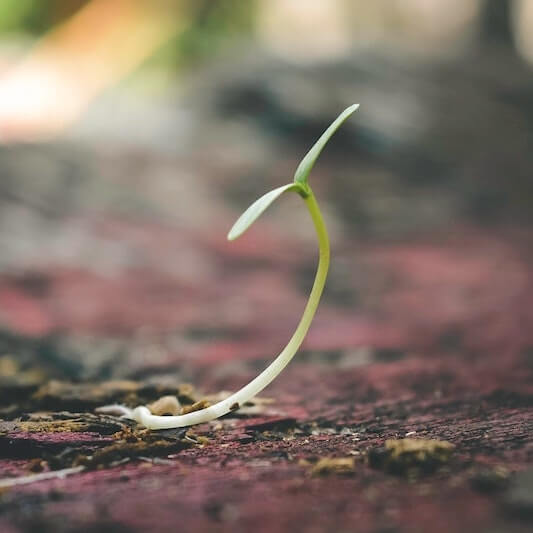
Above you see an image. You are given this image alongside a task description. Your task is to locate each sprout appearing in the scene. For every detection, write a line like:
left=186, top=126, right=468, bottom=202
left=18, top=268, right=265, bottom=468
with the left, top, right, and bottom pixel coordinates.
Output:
left=102, top=104, right=359, bottom=429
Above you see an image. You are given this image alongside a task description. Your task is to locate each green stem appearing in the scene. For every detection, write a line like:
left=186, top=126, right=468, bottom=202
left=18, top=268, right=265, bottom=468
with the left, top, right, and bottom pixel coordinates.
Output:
left=129, top=186, right=329, bottom=429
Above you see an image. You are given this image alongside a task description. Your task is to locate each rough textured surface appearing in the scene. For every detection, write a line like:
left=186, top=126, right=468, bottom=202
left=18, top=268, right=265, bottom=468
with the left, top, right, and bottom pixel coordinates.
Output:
left=1, top=215, right=531, bottom=532
left=0, top=54, right=532, bottom=529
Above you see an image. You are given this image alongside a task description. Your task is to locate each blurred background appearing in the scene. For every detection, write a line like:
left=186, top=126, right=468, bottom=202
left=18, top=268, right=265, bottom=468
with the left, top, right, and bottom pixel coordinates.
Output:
left=0, top=0, right=532, bottom=388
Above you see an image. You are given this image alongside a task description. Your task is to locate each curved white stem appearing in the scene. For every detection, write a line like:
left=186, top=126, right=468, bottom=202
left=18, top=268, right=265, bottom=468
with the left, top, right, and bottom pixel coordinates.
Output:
left=121, top=189, right=329, bottom=429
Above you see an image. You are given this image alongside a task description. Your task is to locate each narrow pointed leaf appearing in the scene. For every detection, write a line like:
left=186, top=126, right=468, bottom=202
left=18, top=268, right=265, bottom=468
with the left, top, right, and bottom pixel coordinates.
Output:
left=294, top=103, right=359, bottom=187
left=227, top=183, right=299, bottom=241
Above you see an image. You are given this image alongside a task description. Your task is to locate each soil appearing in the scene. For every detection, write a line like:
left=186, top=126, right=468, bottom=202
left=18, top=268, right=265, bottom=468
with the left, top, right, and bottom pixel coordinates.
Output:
left=1, top=51, right=532, bottom=529
left=0, top=216, right=531, bottom=532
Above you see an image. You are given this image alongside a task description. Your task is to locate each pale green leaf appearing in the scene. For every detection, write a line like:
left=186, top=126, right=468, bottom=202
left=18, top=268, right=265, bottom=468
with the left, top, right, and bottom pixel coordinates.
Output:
left=227, top=183, right=299, bottom=241
left=293, top=103, right=359, bottom=187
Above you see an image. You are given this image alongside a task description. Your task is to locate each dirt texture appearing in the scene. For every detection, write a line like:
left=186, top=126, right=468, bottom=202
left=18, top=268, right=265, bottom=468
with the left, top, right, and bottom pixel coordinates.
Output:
left=1, top=46, right=533, bottom=529
left=0, top=207, right=531, bottom=532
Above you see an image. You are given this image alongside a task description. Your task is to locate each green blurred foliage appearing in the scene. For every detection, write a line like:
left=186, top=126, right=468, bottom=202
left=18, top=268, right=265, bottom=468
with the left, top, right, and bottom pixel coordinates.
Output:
left=154, top=0, right=257, bottom=70
left=0, top=0, right=87, bottom=36
left=0, top=0, right=50, bottom=35
left=0, top=0, right=256, bottom=71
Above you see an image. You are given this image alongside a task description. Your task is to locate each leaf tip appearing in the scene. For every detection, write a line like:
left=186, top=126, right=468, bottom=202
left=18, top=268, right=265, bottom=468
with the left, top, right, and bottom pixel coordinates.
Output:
left=227, top=228, right=239, bottom=241
left=347, top=103, right=360, bottom=113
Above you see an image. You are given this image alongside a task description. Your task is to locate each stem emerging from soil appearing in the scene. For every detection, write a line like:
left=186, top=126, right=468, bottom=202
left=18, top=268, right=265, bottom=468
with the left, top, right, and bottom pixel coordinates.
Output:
left=126, top=187, right=329, bottom=429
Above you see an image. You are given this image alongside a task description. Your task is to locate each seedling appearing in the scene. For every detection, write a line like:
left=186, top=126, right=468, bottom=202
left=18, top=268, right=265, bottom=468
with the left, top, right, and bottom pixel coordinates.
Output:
left=102, top=104, right=359, bottom=429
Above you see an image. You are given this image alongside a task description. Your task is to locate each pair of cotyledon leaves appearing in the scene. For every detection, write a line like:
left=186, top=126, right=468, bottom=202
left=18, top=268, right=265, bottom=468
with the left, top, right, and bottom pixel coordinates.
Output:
left=227, top=103, right=359, bottom=241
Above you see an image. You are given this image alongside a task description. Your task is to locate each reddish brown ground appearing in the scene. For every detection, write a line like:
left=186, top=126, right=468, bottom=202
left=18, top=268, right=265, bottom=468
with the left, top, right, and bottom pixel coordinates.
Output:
left=0, top=175, right=532, bottom=532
